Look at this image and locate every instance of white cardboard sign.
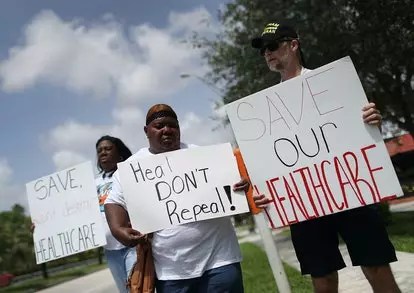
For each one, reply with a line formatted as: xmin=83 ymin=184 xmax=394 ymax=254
xmin=118 ymin=143 xmax=250 ymax=233
xmin=226 ymin=56 xmax=403 ymax=228
xmin=26 ymin=161 xmax=106 ymax=264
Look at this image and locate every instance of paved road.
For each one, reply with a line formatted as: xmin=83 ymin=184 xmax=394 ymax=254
xmin=390 ymin=201 xmax=414 ymax=212
xmin=36 ymin=268 xmax=117 ymax=293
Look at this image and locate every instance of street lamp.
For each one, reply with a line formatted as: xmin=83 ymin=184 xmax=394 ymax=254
xmin=180 ymin=72 xmax=228 ymax=129
xmin=180 ymin=72 xmax=223 ymax=97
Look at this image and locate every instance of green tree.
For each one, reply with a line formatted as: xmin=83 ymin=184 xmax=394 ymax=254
xmin=0 ymin=204 xmax=34 ymax=274
xmin=200 ymin=0 xmax=414 ymax=133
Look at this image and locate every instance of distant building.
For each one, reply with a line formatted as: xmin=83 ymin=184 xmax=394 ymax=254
xmin=385 ymin=133 xmax=414 ymax=187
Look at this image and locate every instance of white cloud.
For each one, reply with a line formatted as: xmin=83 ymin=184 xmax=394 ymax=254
xmin=0 ymin=159 xmax=27 ymax=212
xmin=52 ymin=150 xmax=88 ymax=171
xmin=43 ymin=106 xmax=142 ymax=170
xmin=110 ymin=107 xmax=146 ymax=151
xmin=0 ymin=158 xmax=12 ymax=184
xmin=46 ymin=106 xmax=232 ymax=170
xmin=168 ymin=6 xmax=218 ymax=35
xmin=48 ymin=120 xmax=108 ymax=152
xmin=180 ymin=112 xmax=233 ymax=146
xmin=0 ymin=8 xmax=232 ymax=172
xmin=0 ymin=7 xmax=215 ymax=103
xmin=43 ymin=105 xmax=144 ymax=169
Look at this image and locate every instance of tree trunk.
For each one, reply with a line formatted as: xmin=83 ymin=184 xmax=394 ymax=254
xmin=97 ymin=247 xmax=103 ymax=265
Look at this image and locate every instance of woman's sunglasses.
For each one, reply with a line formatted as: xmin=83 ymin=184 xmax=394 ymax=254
xmin=260 ymin=39 xmax=293 ymax=56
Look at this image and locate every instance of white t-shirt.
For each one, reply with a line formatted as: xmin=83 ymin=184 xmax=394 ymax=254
xmin=105 ymin=143 xmax=242 ymax=280
xmin=280 ymin=66 xmax=311 ymax=82
xmin=96 ymin=174 xmax=126 ymax=251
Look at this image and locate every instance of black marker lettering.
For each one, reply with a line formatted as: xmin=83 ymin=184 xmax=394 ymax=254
xmin=319 ymin=122 xmax=337 ymax=153
xmin=166 ymin=200 xmax=180 ymax=225
xmin=295 ymin=128 xmax=320 ymax=158
xmin=166 ymin=157 xmax=173 ymax=172
xmin=274 ymin=138 xmax=299 ymax=167
xmin=156 ymin=181 xmax=171 ymax=201
xmin=198 ymin=168 xmax=209 ymax=183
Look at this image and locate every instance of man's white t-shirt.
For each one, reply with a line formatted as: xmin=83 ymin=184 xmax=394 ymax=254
xmin=280 ymin=66 xmax=311 ymax=82
xmin=96 ymin=174 xmax=126 ymax=251
xmin=105 ymin=143 xmax=242 ymax=280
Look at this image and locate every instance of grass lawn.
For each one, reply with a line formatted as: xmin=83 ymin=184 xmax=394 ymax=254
xmin=0 ymin=263 xmax=107 ymax=293
xmin=240 ymin=243 xmax=313 ymax=293
xmin=387 ymin=212 xmax=414 ymax=253
xmin=279 ymin=228 xmax=291 ymax=238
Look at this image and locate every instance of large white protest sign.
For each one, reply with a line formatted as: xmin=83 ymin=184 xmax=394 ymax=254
xmin=26 ymin=161 xmax=106 ymax=264
xmin=118 ymin=143 xmax=250 ymax=233
xmin=226 ymin=56 xmax=403 ymax=228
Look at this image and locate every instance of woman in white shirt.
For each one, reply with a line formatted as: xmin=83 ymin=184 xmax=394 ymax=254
xmin=31 ymin=136 xmax=137 ymax=292
xmin=95 ymin=135 xmax=137 ymax=293
xmin=105 ymin=104 xmax=249 ymax=293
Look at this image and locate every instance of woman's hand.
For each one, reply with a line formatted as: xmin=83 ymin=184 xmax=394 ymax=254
xmin=105 ymin=203 xmax=145 ymax=247
xmin=115 ymin=227 xmax=146 ymax=247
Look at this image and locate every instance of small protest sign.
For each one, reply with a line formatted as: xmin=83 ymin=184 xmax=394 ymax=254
xmin=117 ymin=143 xmax=250 ymax=233
xmin=26 ymin=161 xmax=106 ymax=264
xmin=226 ymin=56 xmax=403 ymax=228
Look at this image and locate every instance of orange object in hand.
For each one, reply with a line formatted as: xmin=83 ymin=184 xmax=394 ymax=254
xmin=234 ymin=148 xmax=261 ymax=215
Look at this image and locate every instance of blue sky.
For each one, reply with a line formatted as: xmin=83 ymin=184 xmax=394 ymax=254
xmin=0 ymin=0 xmax=234 ymax=211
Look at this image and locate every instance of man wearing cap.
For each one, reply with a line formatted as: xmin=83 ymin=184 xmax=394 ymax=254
xmin=251 ymin=23 xmax=401 ymax=293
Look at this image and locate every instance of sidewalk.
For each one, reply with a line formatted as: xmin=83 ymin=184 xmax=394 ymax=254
xmin=389 ymin=200 xmax=414 ymax=213
xmin=238 ymin=223 xmax=414 ymax=292
xmin=389 ymin=196 xmax=414 ymax=206
xmin=35 ymin=269 xmax=116 ymax=293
